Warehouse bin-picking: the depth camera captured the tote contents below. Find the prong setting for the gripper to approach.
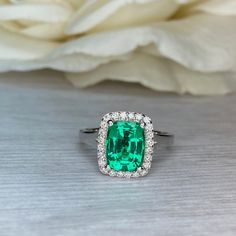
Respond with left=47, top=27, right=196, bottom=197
left=108, top=121, right=113, bottom=127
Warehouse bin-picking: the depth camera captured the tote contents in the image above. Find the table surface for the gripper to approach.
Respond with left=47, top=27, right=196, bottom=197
left=0, top=70, right=235, bottom=236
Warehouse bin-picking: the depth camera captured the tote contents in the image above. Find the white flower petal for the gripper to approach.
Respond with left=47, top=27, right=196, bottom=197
left=52, top=27, right=154, bottom=57
left=0, top=21, right=21, bottom=32
left=1, top=13, right=236, bottom=75
left=66, top=0, right=179, bottom=34
left=171, top=61, right=236, bottom=95
left=10, top=0, right=85, bottom=8
left=56, top=14, right=236, bottom=73
left=65, top=0, right=86, bottom=8
left=0, top=26, right=58, bottom=60
left=22, top=23, right=66, bottom=40
left=47, top=54, right=129, bottom=72
left=0, top=0, right=235, bottom=96
left=0, top=3, right=73, bottom=23
left=65, top=53, right=180, bottom=92
left=152, top=14, right=236, bottom=72
left=175, top=0, right=200, bottom=3
left=0, top=49, right=129, bottom=72
left=193, top=0, right=236, bottom=16
left=9, top=0, right=76, bottom=7
left=65, top=53, right=236, bottom=95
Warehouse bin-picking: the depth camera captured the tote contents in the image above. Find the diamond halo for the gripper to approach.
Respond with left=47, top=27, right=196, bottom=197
left=97, top=111, right=155, bottom=178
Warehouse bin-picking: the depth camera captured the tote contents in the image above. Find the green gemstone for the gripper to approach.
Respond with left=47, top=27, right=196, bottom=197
left=106, top=121, right=145, bottom=172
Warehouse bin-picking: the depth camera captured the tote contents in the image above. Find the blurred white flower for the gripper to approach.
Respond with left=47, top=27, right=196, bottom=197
left=0, top=0, right=236, bottom=94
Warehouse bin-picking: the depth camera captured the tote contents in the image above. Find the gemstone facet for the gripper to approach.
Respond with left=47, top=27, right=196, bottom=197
left=106, top=121, right=145, bottom=172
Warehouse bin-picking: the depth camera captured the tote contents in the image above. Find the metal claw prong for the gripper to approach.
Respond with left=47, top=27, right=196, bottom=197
left=108, top=120, right=113, bottom=127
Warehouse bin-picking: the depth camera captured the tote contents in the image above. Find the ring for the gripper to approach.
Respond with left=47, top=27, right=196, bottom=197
left=80, top=111, right=174, bottom=178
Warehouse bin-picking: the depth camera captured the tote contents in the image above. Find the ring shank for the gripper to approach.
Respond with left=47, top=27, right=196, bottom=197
left=79, top=128, right=174, bottom=148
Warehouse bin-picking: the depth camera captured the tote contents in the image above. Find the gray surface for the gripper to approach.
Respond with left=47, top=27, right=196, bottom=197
left=0, top=70, right=236, bottom=236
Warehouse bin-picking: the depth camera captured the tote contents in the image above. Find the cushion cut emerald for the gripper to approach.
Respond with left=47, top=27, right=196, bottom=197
left=106, top=121, right=145, bottom=172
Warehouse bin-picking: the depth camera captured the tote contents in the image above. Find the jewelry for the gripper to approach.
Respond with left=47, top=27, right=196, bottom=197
left=80, top=111, right=174, bottom=178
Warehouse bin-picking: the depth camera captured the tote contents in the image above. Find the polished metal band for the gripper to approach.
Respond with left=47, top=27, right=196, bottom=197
left=80, top=128, right=174, bottom=148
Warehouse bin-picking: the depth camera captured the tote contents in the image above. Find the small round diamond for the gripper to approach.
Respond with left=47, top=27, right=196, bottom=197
left=143, top=162, right=151, bottom=170
left=120, top=112, right=127, bottom=120
left=145, top=131, right=154, bottom=139
left=146, top=123, right=153, bottom=130
left=98, top=127, right=106, bottom=136
left=98, top=158, right=106, bottom=166
left=97, top=151, right=105, bottom=159
left=140, top=169, right=148, bottom=176
left=145, top=155, right=152, bottom=162
left=98, top=143, right=105, bottom=150
left=109, top=170, right=116, bottom=177
left=103, top=113, right=112, bottom=122
left=100, top=166, right=108, bottom=174
left=135, top=113, right=143, bottom=122
left=146, top=139, right=154, bottom=147
left=112, top=112, right=119, bottom=120
left=146, top=147, right=154, bottom=154
left=124, top=172, right=132, bottom=178
left=117, top=171, right=125, bottom=178
left=128, top=112, right=135, bottom=120
left=143, top=116, right=151, bottom=124
left=100, top=121, right=108, bottom=129
left=132, top=172, right=140, bottom=178
left=98, top=135, right=106, bottom=144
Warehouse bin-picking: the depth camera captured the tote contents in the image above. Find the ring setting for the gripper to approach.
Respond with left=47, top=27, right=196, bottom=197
left=80, top=111, right=174, bottom=178
left=97, top=111, right=155, bottom=178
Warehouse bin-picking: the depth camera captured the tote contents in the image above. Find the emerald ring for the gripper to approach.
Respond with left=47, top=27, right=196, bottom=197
left=80, top=111, right=174, bottom=178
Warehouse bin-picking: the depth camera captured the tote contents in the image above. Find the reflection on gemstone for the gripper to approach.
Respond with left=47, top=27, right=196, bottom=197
left=106, top=121, right=145, bottom=172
